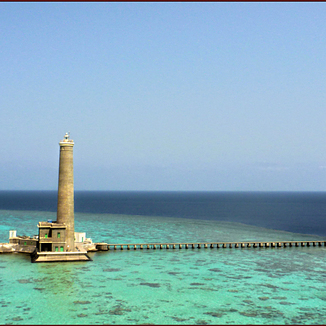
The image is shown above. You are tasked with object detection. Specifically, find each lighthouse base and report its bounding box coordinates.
[31,250,92,263]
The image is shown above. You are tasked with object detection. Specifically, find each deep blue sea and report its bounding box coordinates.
[1,191,326,237]
[1,191,326,324]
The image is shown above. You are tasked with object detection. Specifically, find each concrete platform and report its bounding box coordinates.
[31,251,92,263]
[0,243,17,253]
[0,243,37,254]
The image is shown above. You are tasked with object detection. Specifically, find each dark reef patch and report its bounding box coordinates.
[195,319,209,325]
[103,268,121,272]
[260,283,278,289]
[272,296,287,300]
[204,312,225,318]
[279,301,294,305]
[190,283,205,286]
[171,316,187,322]
[243,300,254,305]
[168,272,180,275]
[109,306,131,315]
[140,282,161,288]
[239,311,258,317]
[17,279,32,284]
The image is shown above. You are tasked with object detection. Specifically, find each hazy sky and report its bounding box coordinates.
[1,2,326,191]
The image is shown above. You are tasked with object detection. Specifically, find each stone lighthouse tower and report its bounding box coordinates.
[57,132,75,251]
[32,133,91,262]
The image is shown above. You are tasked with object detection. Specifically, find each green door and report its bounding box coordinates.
[60,246,64,252]
[55,247,58,252]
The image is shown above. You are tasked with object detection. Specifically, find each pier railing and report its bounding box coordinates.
[95,240,326,251]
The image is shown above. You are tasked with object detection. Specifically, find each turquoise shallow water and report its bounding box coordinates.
[1,210,326,325]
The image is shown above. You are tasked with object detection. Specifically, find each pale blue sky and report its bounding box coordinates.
[1,2,326,191]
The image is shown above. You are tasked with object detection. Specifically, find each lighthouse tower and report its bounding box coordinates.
[57,132,75,251]
[32,133,91,262]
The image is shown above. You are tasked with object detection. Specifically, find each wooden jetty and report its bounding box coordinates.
[95,240,326,251]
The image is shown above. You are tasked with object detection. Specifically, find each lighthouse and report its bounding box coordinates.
[57,132,75,251]
[31,133,91,262]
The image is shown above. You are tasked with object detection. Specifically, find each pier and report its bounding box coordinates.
[95,240,326,251]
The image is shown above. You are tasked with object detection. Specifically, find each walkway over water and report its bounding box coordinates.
[95,240,326,251]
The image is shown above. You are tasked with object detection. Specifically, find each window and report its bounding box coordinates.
[57,232,61,238]
[45,233,48,239]
[60,246,64,252]
[55,247,58,252]
[24,241,27,246]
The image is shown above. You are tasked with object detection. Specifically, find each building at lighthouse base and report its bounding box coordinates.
[30,220,92,262]
[1,227,94,262]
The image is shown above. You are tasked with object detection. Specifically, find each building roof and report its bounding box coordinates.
[38,221,66,228]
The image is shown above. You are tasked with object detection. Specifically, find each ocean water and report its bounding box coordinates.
[0,191,326,325]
